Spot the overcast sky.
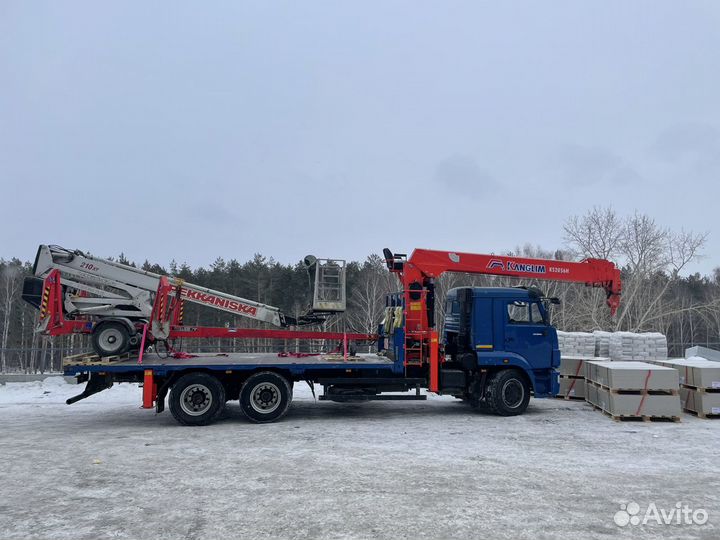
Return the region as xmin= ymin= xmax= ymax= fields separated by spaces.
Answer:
xmin=1 ymin=1 xmax=718 ymax=273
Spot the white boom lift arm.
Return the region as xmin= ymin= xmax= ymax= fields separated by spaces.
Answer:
xmin=26 ymin=245 xmax=347 ymax=353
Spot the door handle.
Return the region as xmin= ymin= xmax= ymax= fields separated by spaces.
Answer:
xmin=532 ymin=332 xmax=544 ymax=336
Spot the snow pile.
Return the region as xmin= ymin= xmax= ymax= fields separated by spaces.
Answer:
xmin=593 ymin=330 xmax=612 ymax=357
xmin=608 ymin=332 xmax=668 ymax=361
xmin=557 ymin=331 xmax=595 ymax=357
xmin=0 ymin=376 xmax=140 ymax=405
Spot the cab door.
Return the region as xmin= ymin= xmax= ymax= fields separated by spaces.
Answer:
xmin=502 ymin=299 xmax=553 ymax=369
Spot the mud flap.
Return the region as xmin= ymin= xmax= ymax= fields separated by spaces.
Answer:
xmin=155 ymin=377 xmax=173 ymax=414
xmin=66 ymin=373 xmax=113 ymax=404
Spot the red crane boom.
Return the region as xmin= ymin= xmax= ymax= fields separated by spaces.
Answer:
xmin=384 ymin=247 xmax=622 ymax=333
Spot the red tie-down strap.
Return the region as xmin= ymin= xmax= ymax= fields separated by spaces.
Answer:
xmin=566 ymin=359 xmax=585 ymax=396
xmin=172 ymin=351 xmax=198 ymax=359
xmin=635 ymin=370 xmax=653 ymax=416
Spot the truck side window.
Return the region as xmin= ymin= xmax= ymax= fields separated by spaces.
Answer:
xmin=507 ymin=301 xmax=530 ymax=323
xmin=530 ymin=302 xmax=545 ymax=324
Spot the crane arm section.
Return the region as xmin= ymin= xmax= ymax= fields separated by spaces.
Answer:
xmin=384 ymin=248 xmax=622 ymax=315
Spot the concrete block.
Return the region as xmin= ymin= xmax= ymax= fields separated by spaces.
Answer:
xmin=656 ymin=358 xmax=719 ymax=387
xmin=585 ymin=379 xmax=598 ymax=405
xmin=592 ymin=385 xmax=681 ymax=417
xmin=689 ymin=364 xmax=720 ymax=389
xmin=558 ymin=377 xmax=585 ymax=399
xmin=593 ymin=331 xmax=612 ymax=357
xmin=559 ymin=355 xmax=607 ymax=377
xmin=685 ymin=346 xmax=720 ymax=362
xmin=585 ymin=361 xmax=678 ymax=391
xmin=557 ymin=331 xmax=596 ymax=356
xmin=680 ymin=387 xmax=720 ymax=417
xmin=608 ymin=332 xmax=668 ymax=361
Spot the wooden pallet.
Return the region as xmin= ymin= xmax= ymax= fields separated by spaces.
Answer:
xmin=681 ymin=384 xmax=720 ymax=394
xmin=62 ymin=352 xmax=131 ymax=366
xmin=590 ymin=404 xmax=681 ymax=423
xmin=586 ymin=380 xmax=678 ymax=396
xmin=683 ymin=408 xmax=720 ymax=419
xmin=554 ymin=395 xmax=585 ymax=401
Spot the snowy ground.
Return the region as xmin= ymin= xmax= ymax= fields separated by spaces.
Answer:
xmin=0 ymin=378 xmax=718 ymax=540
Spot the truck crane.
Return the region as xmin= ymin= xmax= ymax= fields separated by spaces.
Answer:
xmin=22 ymin=245 xmax=349 ymax=357
xmin=380 ymin=248 xmax=621 ymax=414
xmin=35 ymin=245 xmax=621 ymax=426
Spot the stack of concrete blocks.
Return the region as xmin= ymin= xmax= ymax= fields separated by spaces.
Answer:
xmin=685 ymin=346 xmax=720 ymax=363
xmin=585 ymin=360 xmax=681 ymax=421
xmin=608 ymin=332 xmax=668 ymax=362
xmin=654 ymin=357 xmax=720 ymax=419
xmin=556 ymin=355 xmax=608 ymax=400
xmin=593 ymin=331 xmax=612 ymax=357
xmin=557 ymin=331 xmax=595 ymax=357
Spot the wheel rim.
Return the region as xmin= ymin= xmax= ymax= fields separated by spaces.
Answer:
xmin=249 ymin=382 xmax=281 ymax=414
xmin=180 ymin=384 xmax=213 ymax=416
xmin=99 ymin=327 xmax=123 ymax=352
xmin=501 ymin=379 xmax=525 ymax=409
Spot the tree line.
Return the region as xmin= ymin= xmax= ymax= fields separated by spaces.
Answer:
xmin=1 ymin=208 xmax=717 ymax=372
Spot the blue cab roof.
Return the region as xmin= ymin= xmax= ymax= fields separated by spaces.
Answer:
xmin=447 ymin=287 xmax=540 ymax=299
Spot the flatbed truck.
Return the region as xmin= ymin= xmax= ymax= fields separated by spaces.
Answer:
xmin=26 ymin=245 xmax=622 ymax=425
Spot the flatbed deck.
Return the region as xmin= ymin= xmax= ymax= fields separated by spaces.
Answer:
xmin=63 ymin=351 xmax=397 ymax=376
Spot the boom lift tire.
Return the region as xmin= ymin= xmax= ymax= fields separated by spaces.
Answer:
xmin=239 ymin=371 xmax=292 ymax=423
xmin=485 ymin=369 xmax=530 ymax=416
xmin=91 ymin=322 xmax=131 ymax=357
xmin=169 ymin=372 xmax=226 ymax=426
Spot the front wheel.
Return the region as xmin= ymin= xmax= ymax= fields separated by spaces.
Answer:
xmin=169 ymin=372 xmax=226 ymax=426
xmin=485 ymin=369 xmax=530 ymax=416
xmin=239 ymin=371 xmax=292 ymax=423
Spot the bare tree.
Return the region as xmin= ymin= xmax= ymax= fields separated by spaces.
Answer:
xmin=563 ymin=206 xmax=624 ymax=260
xmin=564 ymin=208 xmax=707 ymax=333
xmin=0 ymin=261 xmax=23 ymax=372
xmin=347 ymin=255 xmax=395 ymax=334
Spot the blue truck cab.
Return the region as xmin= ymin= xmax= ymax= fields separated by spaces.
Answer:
xmin=441 ymin=286 xmax=561 ymax=408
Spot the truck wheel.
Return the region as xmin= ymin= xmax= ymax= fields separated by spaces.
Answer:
xmin=92 ymin=322 xmax=130 ymax=357
xmin=169 ymin=373 xmax=226 ymax=426
xmin=239 ymin=371 xmax=292 ymax=423
xmin=486 ymin=369 xmax=530 ymax=416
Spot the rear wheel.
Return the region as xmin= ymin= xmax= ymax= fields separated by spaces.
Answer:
xmin=240 ymin=371 xmax=292 ymax=423
xmin=486 ymin=369 xmax=530 ymax=416
xmin=169 ymin=372 xmax=226 ymax=426
xmin=92 ymin=322 xmax=130 ymax=357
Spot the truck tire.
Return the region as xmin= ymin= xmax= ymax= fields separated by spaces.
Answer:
xmin=239 ymin=371 xmax=292 ymax=423
xmin=485 ymin=369 xmax=530 ymax=416
xmin=169 ymin=372 xmax=226 ymax=426
xmin=92 ymin=322 xmax=130 ymax=357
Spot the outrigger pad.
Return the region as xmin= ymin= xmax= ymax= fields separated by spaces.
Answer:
xmin=66 ymin=373 xmax=113 ymax=404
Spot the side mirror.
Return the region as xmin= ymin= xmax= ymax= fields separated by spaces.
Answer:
xmin=550 ymin=297 xmax=561 ymax=305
